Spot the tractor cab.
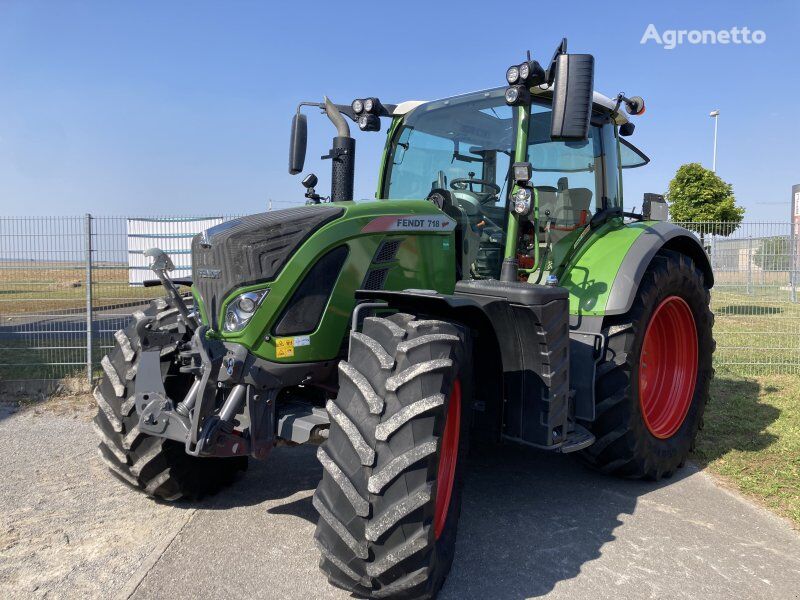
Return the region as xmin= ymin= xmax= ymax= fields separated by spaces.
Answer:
xmin=290 ymin=42 xmax=650 ymax=287
xmin=378 ymin=86 xmax=650 ymax=281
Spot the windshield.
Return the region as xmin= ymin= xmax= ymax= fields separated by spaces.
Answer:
xmin=382 ymin=88 xmax=514 ymax=203
xmin=380 ymin=89 xmax=619 ymax=279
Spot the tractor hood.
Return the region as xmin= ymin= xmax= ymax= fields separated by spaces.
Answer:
xmin=191 ymin=205 xmax=344 ymax=329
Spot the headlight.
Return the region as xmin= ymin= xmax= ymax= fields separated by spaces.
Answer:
xmin=351 ymin=99 xmax=364 ymax=114
xmin=512 ymin=187 xmax=532 ymax=216
xmin=238 ymin=294 xmax=257 ymax=312
xmin=518 ymin=62 xmax=530 ymax=81
xmin=506 ymin=65 xmax=520 ymax=85
xmin=505 ymin=86 xmax=520 ymax=104
xmin=364 ymin=97 xmax=374 ymax=113
xmin=223 ymin=289 xmax=269 ymax=332
xmin=504 ymin=85 xmax=530 ymax=106
xmin=358 ymin=114 xmax=380 ymax=132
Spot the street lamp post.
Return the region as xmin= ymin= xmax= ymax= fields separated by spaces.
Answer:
xmin=709 ymin=109 xmax=720 ymax=172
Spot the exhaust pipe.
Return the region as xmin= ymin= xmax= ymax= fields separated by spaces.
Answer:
xmin=323 ymin=97 xmax=355 ymax=203
xmin=324 ymin=96 xmax=350 ymax=137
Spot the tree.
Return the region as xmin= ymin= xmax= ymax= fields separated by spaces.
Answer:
xmin=665 ymin=163 xmax=744 ymax=237
xmin=753 ymin=236 xmax=790 ymax=272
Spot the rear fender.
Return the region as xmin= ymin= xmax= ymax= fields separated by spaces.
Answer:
xmin=606 ymin=222 xmax=713 ymax=316
xmin=561 ymin=221 xmax=713 ymax=318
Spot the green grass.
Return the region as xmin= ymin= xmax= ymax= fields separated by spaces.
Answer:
xmin=693 ymin=375 xmax=800 ymax=527
xmin=0 ymin=263 xmax=158 ymax=315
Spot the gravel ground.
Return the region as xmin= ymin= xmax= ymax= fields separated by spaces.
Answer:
xmin=1 ymin=400 xmax=799 ymax=600
xmin=0 ymin=402 xmax=192 ymax=599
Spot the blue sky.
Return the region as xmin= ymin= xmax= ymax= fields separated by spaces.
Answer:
xmin=0 ymin=0 xmax=797 ymax=219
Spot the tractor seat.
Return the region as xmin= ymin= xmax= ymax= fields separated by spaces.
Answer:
xmin=560 ymin=188 xmax=592 ymax=228
xmin=536 ymin=185 xmax=593 ymax=244
xmin=536 ymin=186 xmax=559 ymax=223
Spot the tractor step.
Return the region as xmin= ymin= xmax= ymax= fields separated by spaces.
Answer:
xmin=559 ymin=423 xmax=595 ymax=453
xmin=277 ymin=401 xmax=330 ymax=445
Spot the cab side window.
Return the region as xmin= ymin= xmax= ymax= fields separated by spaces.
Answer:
xmin=528 ymin=104 xmax=604 ymax=236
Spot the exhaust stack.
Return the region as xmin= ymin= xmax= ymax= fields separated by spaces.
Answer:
xmin=323 ymin=97 xmax=355 ymax=203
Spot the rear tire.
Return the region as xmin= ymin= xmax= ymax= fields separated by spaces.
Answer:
xmin=314 ymin=314 xmax=471 ymax=599
xmin=93 ymin=298 xmax=247 ymax=501
xmin=579 ymin=250 xmax=714 ymax=479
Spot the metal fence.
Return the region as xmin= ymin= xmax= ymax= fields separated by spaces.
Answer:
xmin=0 ymin=215 xmax=239 ymax=394
xmin=1 ymin=216 xmax=798 ymax=393
xmin=674 ymin=221 xmax=800 ymax=375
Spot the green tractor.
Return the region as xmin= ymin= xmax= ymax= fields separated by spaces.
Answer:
xmin=93 ymin=40 xmax=713 ymax=599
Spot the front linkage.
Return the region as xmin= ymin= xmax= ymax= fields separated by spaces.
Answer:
xmin=131 ymin=249 xmax=322 ymax=464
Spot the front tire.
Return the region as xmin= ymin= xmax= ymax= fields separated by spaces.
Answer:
xmin=314 ymin=314 xmax=471 ymax=599
xmin=93 ymin=298 xmax=247 ymax=500
xmin=580 ymin=250 xmax=714 ymax=479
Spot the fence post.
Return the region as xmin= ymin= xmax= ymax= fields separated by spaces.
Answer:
xmin=709 ymin=225 xmax=715 ymax=269
xmin=747 ymin=235 xmax=753 ymax=295
xmin=791 ymin=222 xmax=798 ymax=304
xmin=85 ymin=213 xmax=93 ymax=384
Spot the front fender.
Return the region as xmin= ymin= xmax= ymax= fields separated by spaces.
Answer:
xmin=212 ymin=200 xmax=457 ymax=363
xmin=561 ymin=220 xmax=713 ymax=318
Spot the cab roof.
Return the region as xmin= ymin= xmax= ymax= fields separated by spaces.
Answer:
xmin=393 ymin=86 xmax=628 ymax=125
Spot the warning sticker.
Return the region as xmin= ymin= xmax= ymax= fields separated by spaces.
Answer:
xmin=293 ymin=335 xmax=311 ymax=347
xmin=275 ymin=337 xmax=294 ymax=358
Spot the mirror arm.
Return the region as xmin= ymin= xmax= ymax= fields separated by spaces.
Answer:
xmin=544 ymin=37 xmax=568 ymax=84
xmin=296 ymin=101 xmax=324 ymax=115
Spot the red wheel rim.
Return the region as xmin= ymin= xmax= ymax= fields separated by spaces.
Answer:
xmin=638 ymin=296 xmax=698 ymax=439
xmin=434 ymin=379 xmax=461 ymax=540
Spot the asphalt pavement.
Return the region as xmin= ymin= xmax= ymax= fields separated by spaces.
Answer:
xmin=1 ymin=401 xmax=799 ymax=600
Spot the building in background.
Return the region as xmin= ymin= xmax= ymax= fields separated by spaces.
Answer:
xmin=126 ymin=217 xmax=224 ymax=285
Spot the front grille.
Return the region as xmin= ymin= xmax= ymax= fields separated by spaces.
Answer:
xmin=192 ymin=205 xmax=344 ymax=329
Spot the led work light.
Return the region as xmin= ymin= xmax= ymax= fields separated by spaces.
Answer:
xmin=358 ymin=114 xmax=380 ymax=132
xmin=512 ymin=187 xmax=533 ymax=216
xmin=512 ymin=162 xmax=533 ymax=184
xmin=504 ymin=85 xmax=530 ymax=106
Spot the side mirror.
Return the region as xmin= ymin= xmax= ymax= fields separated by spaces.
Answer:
xmin=289 ymin=113 xmax=308 ymax=175
xmin=642 ymin=193 xmax=668 ymax=221
xmin=550 ymin=53 xmax=595 ymax=141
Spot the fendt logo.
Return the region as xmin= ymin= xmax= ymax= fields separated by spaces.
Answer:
xmin=197 ymin=268 xmax=222 ymax=279
xmin=362 ymin=215 xmax=457 ymax=233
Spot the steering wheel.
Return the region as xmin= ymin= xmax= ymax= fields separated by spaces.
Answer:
xmin=449 ymin=178 xmax=501 ymax=196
